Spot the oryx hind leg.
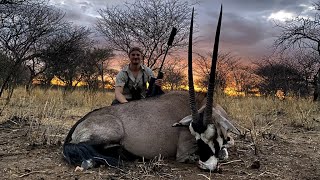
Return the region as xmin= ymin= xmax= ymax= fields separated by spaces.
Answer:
xmin=71 ymin=114 xmax=124 ymax=145
xmin=67 ymin=114 xmax=125 ymax=169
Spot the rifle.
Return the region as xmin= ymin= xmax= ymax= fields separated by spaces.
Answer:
xmin=147 ymin=27 xmax=177 ymax=97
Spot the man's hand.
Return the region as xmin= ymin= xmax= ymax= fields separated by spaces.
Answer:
xmin=115 ymin=86 xmax=129 ymax=103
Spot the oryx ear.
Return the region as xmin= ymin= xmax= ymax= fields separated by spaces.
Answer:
xmin=213 ymin=111 xmax=241 ymax=135
xmin=172 ymin=115 xmax=193 ymax=127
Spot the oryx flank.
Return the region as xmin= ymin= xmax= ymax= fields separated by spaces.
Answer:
xmin=63 ymin=5 xmax=240 ymax=171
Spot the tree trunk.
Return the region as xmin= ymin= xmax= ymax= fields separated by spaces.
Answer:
xmin=25 ymin=70 xmax=35 ymax=94
xmin=313 ymin=68 xmax=320 ymax=102
xmin=100 ymin=61 xmax=105 ymax=91
xmin=0 ymin=60 xmax=21 ymax=97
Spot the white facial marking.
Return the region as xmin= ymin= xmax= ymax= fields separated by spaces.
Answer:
xmin=216 ymin=133 xmax=223 ymax=148
xmin=223 ymin=136 xmax=234 ymax=148
xmin=189 ymin=123 xmax=200 ymax=140
xmin=198 ymin=156 xmax=218 ymax=170
xmin=200 ymin=124 xmax=216 ymax=153
xmin=207 ymin=140 xmax=216 ymax=154
xmin=201 ymin=124 xmax=215 ymax=143
xmin=190 ymin=123 xmax=217 ymax=153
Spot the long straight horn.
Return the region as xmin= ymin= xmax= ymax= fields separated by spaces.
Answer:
xmin=204 ymin=5 xmax=223 ymax=125
xmin=188 ymin=7 xmax=198 ymax=122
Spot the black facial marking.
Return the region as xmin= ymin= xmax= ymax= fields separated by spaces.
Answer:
xmin=213 ymin=130 xmax=221 ymax=153
xmin=223 ymin=136 xmax=230 ymax=145
xmin=191 ymin=112 xmax=207 ymax=133
xmin=197 ymin=139 xmax=214 ymax=162
xmin=195 ymin=125 xmax=224 ymax=163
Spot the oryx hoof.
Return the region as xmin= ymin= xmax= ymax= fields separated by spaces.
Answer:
xmin=80 ymin=159 xmax=96 ymax=170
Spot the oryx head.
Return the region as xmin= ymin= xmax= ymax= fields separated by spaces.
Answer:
xmin=186 ymin=5 xmax=238 ymax=171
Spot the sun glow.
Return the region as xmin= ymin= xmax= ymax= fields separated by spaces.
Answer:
xmin=224 ymin=87 xmax=245 ymax=97
xmin=50 ymin=76 xmax=87 ymax=87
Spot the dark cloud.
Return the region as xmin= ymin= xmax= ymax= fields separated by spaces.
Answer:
xmin=49 ymin=0 xmax=318 ymax=60
xmin=199 ymin=0 xmax=313 ymax=13
xmin=193 ymin=0 xmax=317 ymax=60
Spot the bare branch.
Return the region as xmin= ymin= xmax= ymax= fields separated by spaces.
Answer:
xmin=96 ymin=0 xmax=194 ymax=69
xmin=274 ymin=2 xmax=320 ymax=56
xmin=0 ymin=1 xmax=64 ymax=97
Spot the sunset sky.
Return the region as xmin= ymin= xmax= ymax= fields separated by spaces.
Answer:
xmin=49 ymin=0 xmax=317 ymax=63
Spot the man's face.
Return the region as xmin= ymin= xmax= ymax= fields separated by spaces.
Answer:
xmin=129 ymin=50 xmax=142 ymax=66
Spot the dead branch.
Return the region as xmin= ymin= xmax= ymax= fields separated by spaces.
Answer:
xmin=19 ymin=171 xmax=47 ymax=178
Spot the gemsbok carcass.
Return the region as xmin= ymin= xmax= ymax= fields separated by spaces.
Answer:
xmin=63 ymin=5 xmax=240 ymax=171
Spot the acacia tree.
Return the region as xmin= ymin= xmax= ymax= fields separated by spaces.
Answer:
xmin=194 ymin=52 xmax=240 ymax=91
xmin=231 ymin=65 xmax=261 ymax=96
xmin=0 ymin=1 xmax=64 ymax=97
xmin=0 ymin=51 xmax=29 ymax=99
xmin=274 ymin=1 xmax=320 ymax=100
xmin=254 ymin=56 xmax=307 ymax=96
xmin=81 ymin=48 xmax=114 ymax=91
xmin=274 ymin=1 xmax=320 ymax=55
xmin=104 ymin=68 xmax=119 ymax=89
xmin=96 ymin=0 xmax=193 ymax=70
xmin=162 ymin=57 xmax=187 ymax=90
xmin=42 ymin=25 xmax=93 ymax=92
xmin=287 ymin=50 xmax=320 ymax=94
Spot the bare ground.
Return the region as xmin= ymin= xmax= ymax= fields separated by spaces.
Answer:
xmin=1 ymin=117 xmax=320 ymax=180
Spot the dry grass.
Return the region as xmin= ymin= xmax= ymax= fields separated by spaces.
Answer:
xmin=216 ymin=94 xmax=320 ymax=144
xmin=0 ymin=86 xmax=319 ymax=147
xmin=0 ymin=86 xmax=114 ymax=145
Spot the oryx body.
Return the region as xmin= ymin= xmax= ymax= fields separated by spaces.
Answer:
xmin=63 ymin=91 xmax=200 ymax=167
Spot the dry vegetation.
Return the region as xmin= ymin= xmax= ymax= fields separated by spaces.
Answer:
xmin=0 ymin=87 xmax=320 ymax=179
xmin=0 ymin=87 xmax=114 ymax=146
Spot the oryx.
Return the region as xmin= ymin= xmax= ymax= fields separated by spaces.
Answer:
xmin=63 ymin=5 xmax=240 ymax=171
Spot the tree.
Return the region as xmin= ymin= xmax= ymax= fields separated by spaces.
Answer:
xmin=81 ymin=48 xmax=114 ymax=91
xmin=162 ymin=57 xmax=187 ymax=90
xmin=104 ymin=68 xmax=119 ymax=89
xmin=274 ymin=1 xmax=320 ymax=100
xmin=0 ymin=51 xmax=29 ymax=99
xmin=274 ymin=1 xmax=320 ymax=56
xmin=0 ymin=1 xmax=64 ymax=97
xmin=314 ymin=68 xmax=320 ymax=101
xmin=24 ymin=56 xmax=47 ymax=92
xmin=96 ymin=0 xmax=193 ymax=70
xmin=194 ymin=52 xmax=240 ymax=91
xmin=0 ymin=52 xmax=11 ymax=85
xmin=231 ymin=65 xmax=261 ymax=96
xmin=0 ymin=0 xmax=26 ymax=4
xmin=42 ymin=25 xmax=92 ymax=92
xmin=254 ymin=56 xmax=307 ymax=96
xmin=288 ymin=50 xmax=320 ymax=95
